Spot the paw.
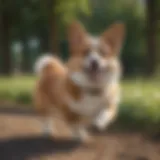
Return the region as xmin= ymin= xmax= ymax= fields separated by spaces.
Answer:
xmin=42 ymin=125 xmax=54 ymax=137
xmin=94 ymin=118 xmax=107 ymax=131
xmin=72 ymin=127 xmax=92 ymax=143
xmin=78 ymin=133 xmax=93 ymax=146
xmin=94 ymin=110 xmax=109 ymax=131
xmin=42 ymin=130 xmax=53 ymax=137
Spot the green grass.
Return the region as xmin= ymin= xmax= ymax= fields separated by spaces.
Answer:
xmin=0 ymin=76 xmax=35 ymax=104
xmin=0 ymin=76 xmax=160 ymax=132
xmin=118 ymin=78 xmax=160 ymax=132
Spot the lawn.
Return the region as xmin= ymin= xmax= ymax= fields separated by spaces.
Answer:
xmin=0 ymin=76 xmax=160 ymax=132
xmin=0 ymin=76 xmax=36 ymax=105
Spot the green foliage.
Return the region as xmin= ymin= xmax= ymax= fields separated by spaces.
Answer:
xmin=117 ymin=79 xmax=160 ymax=132
xmin=0 ymin=76 xmax=35 ymax=104
xmin=15 ymin=91 xmax=32 ymax=104
xmin=10 ymin=0 xmax=91 ymax=35
xmin=55 ymin=0 xmax=91 ymax=24
xmin=80 ymin=0 xmax=146 ymax=75
xmin=2 ymin=0 xmax=160 ymax=75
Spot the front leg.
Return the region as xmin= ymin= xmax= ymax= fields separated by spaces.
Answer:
xmin=71 ymin=124 xmax=90 ymax=142
xmin=93 ymin=104 xmax=118 ymax=131
xmin=41 ymin=116 xmax=55 ymax=136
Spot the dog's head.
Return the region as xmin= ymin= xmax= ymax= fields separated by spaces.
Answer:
xmin=67 ymin=21 xmax=125 ymax=88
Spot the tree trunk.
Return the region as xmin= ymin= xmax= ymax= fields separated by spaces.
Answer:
xmin=21 ymin=36 xmax=31 ymax=73
xmin=0 ymin=9 xmax=12 ymax=75
xmin=48 ymin=0 xmax=59 ymax=55
xmin=39 ymin=35 xmax=49 ymax=53
xmin=146 ymin=0 xmax=157 ymax=76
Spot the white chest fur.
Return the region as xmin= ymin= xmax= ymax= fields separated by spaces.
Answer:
xmin=68 ymin=93 xmax=105 ymax=116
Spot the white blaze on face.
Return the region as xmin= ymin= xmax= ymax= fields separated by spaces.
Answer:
xmin=83 ymin=36 xmax=108 ymax=69
xmin=70 ymin=37 xmax=113 ymax=87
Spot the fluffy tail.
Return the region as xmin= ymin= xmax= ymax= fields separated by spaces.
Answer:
xmin=34 ymin=54 xmax=67 ymax=76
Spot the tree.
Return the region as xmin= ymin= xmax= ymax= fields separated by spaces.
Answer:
xmin=11 ymin=0 xmax=90 ymax=72
xmin=146 ymin=0 xmax=158 ymax=75
xmin=0 ymin=0 xmax=28 ymax=74
xmin=0 ymin=0 xmax=12 ymax=75
xmin=82 ymin=0 xmax=146 ymax=75
xmin=46 ymin=0 xmax=90 ymax=54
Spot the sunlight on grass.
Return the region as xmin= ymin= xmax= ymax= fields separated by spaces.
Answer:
xmin=0 ymin=76 xmax=36 ymax=104
xmin=118 ymin=79 xmax=160 ymax=131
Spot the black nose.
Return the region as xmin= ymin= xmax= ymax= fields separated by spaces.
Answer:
xmin=90 ymin=60 xmax=99 ymax=71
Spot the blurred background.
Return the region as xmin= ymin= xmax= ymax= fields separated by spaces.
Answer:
xmin=0 ymin=1 xmax=160 ymax=159
xmin=0 ymin=0 xmax=159 ymax=76
xmin=0 ymin=0 xmax=160 ymax=133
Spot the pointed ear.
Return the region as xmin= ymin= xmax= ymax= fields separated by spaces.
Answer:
xmin=101 ymin=23 xmax=125 ymax=55
xmin=68 ymin=21 xmax=87 ymax=54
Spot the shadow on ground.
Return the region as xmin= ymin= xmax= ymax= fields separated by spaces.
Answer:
xmin=0 ymin=136 xmax=80 ymax=160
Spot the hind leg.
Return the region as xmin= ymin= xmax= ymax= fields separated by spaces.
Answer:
xmin=41 ymin=116 xmax=54 ymax=136
xmin=36 ymin=109 xmax=55 ymax=136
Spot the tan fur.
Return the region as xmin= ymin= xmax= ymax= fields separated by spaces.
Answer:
xmin=34 ymin=59 xmax=82 ymax=122
xmin=34 ymin=21 xmax=125 ymax=142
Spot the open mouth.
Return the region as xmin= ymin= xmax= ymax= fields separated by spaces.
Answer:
xmin=84 ymin=67 xmax=103 ymax=82
xmin=90 ymin=70 xmax=103 ymax=82
xmin=84 ymin=60 xmax=105 ymax=82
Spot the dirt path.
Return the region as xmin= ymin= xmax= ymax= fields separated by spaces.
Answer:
xmin=0 ymin=108 xmax=159 ymax=160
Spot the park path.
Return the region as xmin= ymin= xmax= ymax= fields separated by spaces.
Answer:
xmin=0 ymin=107 xmax=159 ymax=160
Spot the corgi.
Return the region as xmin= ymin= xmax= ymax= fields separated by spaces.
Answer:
xmin=34 ymin=21 xmax=125 ymax=143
